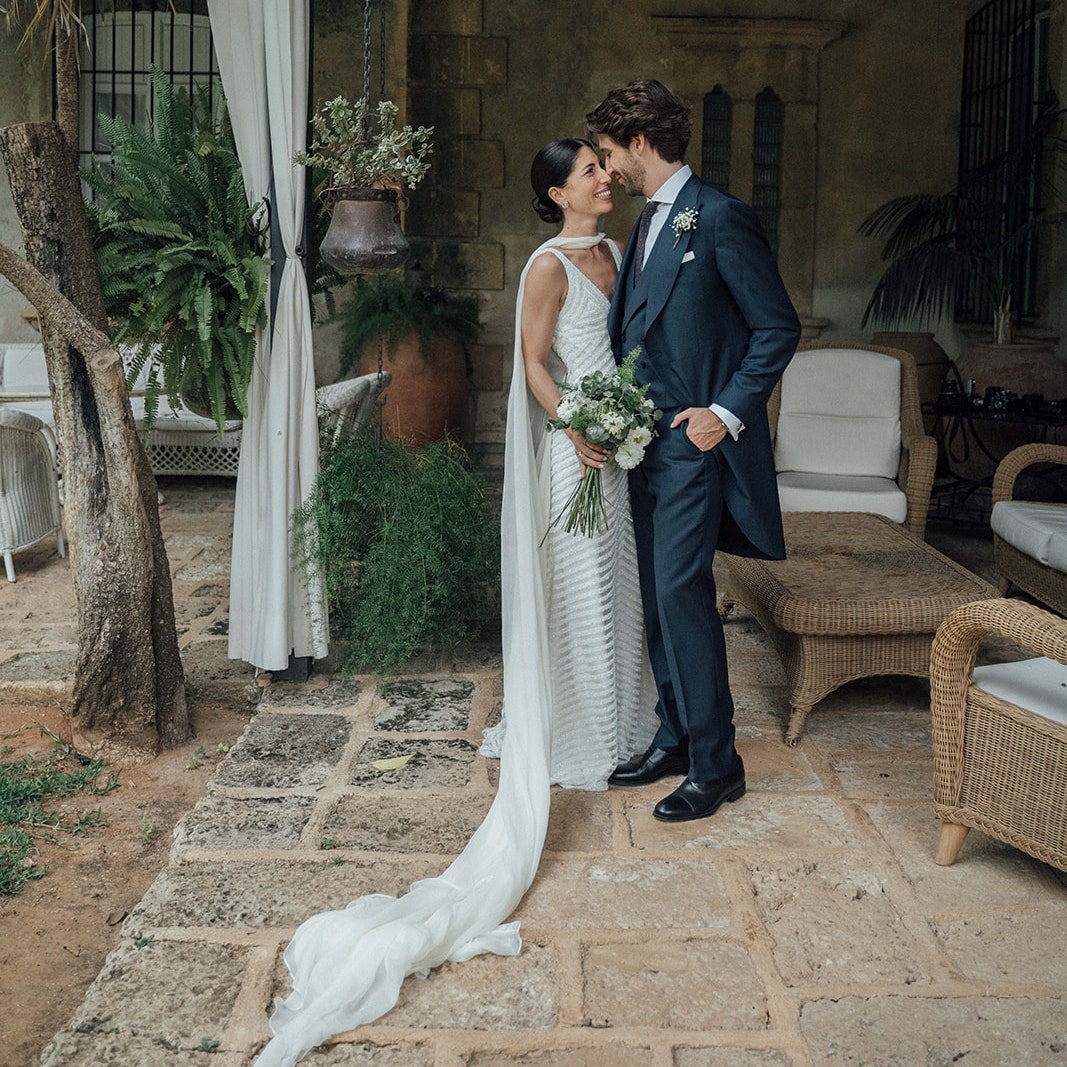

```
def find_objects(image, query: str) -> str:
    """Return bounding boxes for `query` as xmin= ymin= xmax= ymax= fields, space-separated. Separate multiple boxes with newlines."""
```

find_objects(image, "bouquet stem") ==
xmin=544 ymin=468 xmax=608 ymax=542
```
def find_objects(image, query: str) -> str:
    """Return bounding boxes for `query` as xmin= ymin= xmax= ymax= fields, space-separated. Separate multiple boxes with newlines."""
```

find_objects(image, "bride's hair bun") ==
xmin=530 ymin=138 xmax=595 ymax=225
xmin=531 ymin=194 xmax=562 ymax=224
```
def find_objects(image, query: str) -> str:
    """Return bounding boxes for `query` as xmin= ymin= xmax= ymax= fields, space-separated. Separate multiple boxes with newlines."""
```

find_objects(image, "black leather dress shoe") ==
xmin=653 ymin=759 xmax=746 ymax=822
xmin=608 ymin=743 xmax=690 ymax=787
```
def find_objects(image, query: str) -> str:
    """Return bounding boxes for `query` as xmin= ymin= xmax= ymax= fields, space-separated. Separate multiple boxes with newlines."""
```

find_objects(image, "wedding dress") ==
xmin=254 ymin=234 xmax=651 ymax=1067
xmin=480 ymin=238 xmax=654 ymax=789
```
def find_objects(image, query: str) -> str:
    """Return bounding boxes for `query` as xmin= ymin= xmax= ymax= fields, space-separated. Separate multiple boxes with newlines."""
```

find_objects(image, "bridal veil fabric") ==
xmin=254 ymin=235 xmax=601 ymax=1066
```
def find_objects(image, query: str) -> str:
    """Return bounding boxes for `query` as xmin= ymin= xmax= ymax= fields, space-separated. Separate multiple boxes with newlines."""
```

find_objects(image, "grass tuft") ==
xmin=0 ymin=729 xmax=118 ymax=896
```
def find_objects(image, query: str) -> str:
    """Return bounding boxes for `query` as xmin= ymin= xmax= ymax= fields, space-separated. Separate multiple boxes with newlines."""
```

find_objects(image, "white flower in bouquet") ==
xmin=614 ymin=439 xmax=644 ymax=470
xmin=543 ymin=347 xmax=662 ymax=538
xmin=556 ymin=391 xmax=581 ymax=422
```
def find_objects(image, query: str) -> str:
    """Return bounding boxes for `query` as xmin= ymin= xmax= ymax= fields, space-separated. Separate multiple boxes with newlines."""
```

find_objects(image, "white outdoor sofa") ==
xmin=0 ymin=342 xmax=242 ymax=476
xmin=1 ymin=342 xmax=390 ymax=480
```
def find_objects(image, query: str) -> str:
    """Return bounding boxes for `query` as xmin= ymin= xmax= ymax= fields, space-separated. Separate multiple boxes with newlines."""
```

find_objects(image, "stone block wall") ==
xmin=408 ymin=0 xmax=507 ymax=455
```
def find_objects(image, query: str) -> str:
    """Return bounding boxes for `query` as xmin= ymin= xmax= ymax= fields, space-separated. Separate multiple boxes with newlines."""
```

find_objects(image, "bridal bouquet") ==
xmin=545 ymin=347 xmax=662 ymax=537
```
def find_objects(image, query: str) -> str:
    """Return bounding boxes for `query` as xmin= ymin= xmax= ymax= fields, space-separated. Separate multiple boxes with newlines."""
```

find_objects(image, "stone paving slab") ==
xmin=127 ymin=857 xmax=433 ymax=934
xmin=749 ymin=859 xmax=933 ymax=988
xmin=583 ymin=938 xmax=769 ymax=1031
xmin=514 ymin=858 xmax=732 ymax=931
xmin=24 ymin=494 xmax=1067 ymax=1067
xmin=798 ymin=995 xmax=1067 ymax=1065
xmin=171 ymin=794 xmax=317 ymax=853
xmin=214 ymin=713 xmax=353 ymax=788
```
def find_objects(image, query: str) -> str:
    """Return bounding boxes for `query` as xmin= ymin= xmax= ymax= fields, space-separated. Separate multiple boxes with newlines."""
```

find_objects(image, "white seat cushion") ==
xmin=0 ymin=397 xmax=55 ymax=425
xmin=974 ymin=657 xmax=1067 ymax=726
xmin=775 ymin=349 xmax=902 ymax=479
xmin=777 ymin=471 xmax=909 ymax=523
xmin=0 ymin=343 xmax=48 ymax=398
xmin=991 ymin=500 xmax=1067 ymax=573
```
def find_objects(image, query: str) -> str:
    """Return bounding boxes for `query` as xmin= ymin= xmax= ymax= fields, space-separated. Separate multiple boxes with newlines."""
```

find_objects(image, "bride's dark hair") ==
xmin=530 ymin=138 xmax=595 ymax=224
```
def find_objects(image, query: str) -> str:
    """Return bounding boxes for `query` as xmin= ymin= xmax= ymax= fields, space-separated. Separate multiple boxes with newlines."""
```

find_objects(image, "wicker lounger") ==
xmin=720 ymin=511 xmax=997 ymax=744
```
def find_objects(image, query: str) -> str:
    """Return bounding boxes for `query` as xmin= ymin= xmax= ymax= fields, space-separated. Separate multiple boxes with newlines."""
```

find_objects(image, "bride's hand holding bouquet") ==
xmin=545 ymin=346 xmax=662 ymax=538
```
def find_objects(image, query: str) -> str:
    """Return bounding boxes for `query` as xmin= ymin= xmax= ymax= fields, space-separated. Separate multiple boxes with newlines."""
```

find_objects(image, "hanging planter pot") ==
xmin=180 ymin=373 xmax=244 ymax=424
xmin=319 ymin=188 xmax=411 ymax=275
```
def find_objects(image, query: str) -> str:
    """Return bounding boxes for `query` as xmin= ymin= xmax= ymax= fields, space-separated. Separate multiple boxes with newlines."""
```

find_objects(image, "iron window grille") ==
xmin=957 ymin=0 xmax=1049 ymax=325
xmin=752 ymin=87 xmax=783 ymax=258
xmin=701 ymin=85 xmax=732 ymax=193
xmin=78 ymin=0 xmax=220 ymax=177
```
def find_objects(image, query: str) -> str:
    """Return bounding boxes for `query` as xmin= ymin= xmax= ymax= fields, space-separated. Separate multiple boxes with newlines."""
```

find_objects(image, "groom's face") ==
xmin=596 ymin=134 xmax=646 ymax=198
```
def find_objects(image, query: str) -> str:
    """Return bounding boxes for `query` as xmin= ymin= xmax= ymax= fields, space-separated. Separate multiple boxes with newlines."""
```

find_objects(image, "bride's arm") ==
xmin=521 ymin=254 xmax=608 ymax=469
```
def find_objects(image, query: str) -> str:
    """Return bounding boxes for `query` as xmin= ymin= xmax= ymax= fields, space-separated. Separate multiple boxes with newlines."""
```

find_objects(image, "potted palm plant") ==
xmin=860 ymin=94 xmax=1067 ymax=472
xmin=294 ymin=96 xmax=433 ymax=274
xmin=83 ymin=68 xmax=269 ymax=436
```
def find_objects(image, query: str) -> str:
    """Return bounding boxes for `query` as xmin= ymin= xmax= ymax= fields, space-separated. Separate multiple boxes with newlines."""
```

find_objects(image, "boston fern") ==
xmin=337 ymin=273 xmax=480 ymax=375
xmin=83 ymin=68 xmax=269 ymax=435
xmin=294 ymin=432 xmax=499 ymax=673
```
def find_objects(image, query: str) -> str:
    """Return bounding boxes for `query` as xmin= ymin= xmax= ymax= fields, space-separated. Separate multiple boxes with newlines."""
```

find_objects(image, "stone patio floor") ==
xmin=3 ymin=477 xmax=1066 ymax=1066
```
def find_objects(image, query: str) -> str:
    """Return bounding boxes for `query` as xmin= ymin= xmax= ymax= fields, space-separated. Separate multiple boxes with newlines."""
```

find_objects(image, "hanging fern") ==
xmin=337 ymin=273 xmax=481 ymax=377
xmin=293 ymin=431 xmax=500 ymax=673
xmin=83 ymin=67 xmax=269 ymax=435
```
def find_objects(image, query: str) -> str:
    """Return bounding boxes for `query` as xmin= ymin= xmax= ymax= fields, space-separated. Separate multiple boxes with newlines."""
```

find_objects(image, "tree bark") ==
xmin=0 ymin=120 xmax=190 ymax=753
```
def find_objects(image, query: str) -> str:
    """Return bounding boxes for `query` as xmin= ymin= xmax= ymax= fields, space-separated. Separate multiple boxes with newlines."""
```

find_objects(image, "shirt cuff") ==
xmin=710 ymin=403 xmax=744 ymax=441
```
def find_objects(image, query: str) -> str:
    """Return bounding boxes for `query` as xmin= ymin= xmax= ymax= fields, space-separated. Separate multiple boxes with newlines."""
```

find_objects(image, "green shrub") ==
xmin=295 ymin=431 xmax=499 ymax=672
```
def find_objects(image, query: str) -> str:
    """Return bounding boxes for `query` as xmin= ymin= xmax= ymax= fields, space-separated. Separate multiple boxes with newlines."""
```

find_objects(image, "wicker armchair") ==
xmin=768 ymin=341 xmax=938 ymax=538
xmin=315 ymin=371 xmax=392 ymax=446
xmin=930 ymin=598 xmax=1067 ymax=872
xmin=990 ymin=442 xmax=1067 ymax=617
xmin=0 ymin=407 xmax=65 ymax=582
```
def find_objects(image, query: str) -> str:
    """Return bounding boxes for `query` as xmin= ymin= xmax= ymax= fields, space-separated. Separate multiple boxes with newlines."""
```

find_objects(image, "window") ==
xmin=957 ymin=0 xmax=1049 ymax=324
xmin=78 ymin=0 xmax=220 ymax=173
xmin=701 ymin=86 xmax=732 ymax=192
xmin=752 ymin=87 xmax=783 ymax=257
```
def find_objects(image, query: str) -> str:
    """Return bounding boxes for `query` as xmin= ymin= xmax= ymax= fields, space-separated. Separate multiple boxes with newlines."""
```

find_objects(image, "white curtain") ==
xmin=208 ymin=0 xmax=327 ymax=671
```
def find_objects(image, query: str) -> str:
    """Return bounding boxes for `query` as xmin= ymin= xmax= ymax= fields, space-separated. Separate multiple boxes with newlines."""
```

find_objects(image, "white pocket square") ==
xmin=681 ymin=250 xmax=696 ymax=263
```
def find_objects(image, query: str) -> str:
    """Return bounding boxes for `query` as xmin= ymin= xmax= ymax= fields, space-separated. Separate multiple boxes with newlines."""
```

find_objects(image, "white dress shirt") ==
xmin=642 ymin=165 xmax=744 ymax=440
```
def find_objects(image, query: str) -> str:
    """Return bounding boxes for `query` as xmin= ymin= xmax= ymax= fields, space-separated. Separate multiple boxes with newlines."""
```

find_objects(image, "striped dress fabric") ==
xmin=537 ymin=247 xmax=655 ymax=790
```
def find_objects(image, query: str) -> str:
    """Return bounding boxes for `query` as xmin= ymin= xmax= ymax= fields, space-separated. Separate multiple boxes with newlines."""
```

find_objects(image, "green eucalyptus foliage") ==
xmin=294 ymin=431 xmax=500 ymax=673
xmin=83 ymin=68 xmax=270 ymax=435
xmin=295 ymin=97 xmax=433 ymax=193
xmin=337 ymin=273 xmax=481 ymax=376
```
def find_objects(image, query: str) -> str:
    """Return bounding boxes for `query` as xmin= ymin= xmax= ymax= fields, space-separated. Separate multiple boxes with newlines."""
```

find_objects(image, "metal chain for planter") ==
xmin=362 ymin=0 xmax=387 ymax=447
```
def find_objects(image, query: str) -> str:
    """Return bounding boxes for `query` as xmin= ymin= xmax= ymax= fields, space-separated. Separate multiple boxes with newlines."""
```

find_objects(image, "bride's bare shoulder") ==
xmin=525 ymin=249 xmax=567 ymax=293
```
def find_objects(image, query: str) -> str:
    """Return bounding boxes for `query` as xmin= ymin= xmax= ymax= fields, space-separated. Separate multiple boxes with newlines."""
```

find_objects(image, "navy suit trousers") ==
xmin=629 ymin=415 xmax=737 ymax=781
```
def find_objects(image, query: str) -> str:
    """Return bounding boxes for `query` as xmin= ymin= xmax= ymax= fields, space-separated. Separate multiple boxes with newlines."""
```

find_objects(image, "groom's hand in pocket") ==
xmin=671 ymin=407 xmax=727 ymax=452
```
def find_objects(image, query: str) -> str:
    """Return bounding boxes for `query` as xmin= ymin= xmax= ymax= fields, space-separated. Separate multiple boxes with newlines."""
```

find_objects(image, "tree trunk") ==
xmin=0 ymin=120 xmax=190 ymax=753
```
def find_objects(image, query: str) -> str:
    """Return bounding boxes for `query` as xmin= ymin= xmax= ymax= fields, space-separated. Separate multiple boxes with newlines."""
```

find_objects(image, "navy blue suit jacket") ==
xmin=608 ymin=174 xmax=801 ymax=559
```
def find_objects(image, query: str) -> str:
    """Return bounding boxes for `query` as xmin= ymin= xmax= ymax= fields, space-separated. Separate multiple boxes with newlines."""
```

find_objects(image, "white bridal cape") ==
xmin=254 ymin=235 xmax=601 ymax=1066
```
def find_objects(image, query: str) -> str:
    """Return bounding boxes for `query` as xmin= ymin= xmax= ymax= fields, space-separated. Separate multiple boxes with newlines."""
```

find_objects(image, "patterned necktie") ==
xmin=632 ymin=200 xmax=659 ymax=284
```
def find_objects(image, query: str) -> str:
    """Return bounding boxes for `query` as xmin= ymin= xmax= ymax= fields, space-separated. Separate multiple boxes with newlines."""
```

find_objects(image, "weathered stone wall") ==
xmin=4 ymin=2 xmax=1067 ymax=443
xmin=0 ymin=31 xmax=52 ymax=342
xmin=402 ymin=0 xmax=1004 ymax=450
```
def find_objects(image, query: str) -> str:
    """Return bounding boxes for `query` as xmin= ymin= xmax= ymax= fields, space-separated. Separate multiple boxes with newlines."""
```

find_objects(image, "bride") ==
xmin=481 ymin=137 xmax=654 ymax=789
xmin=254 ymin=140 xmax=653 ymax=1067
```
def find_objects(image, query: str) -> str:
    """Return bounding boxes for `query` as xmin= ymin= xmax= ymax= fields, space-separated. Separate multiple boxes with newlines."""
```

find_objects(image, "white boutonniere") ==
xmin=670 ymin=208 xmax=699 ymax=249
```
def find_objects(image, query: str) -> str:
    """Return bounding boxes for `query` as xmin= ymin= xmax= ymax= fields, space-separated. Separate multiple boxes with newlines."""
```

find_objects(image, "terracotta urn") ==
xmin=871 ymin=331 xmax=952 ymax=435
xmin=357 ymin=331 xmax=471 ymax=445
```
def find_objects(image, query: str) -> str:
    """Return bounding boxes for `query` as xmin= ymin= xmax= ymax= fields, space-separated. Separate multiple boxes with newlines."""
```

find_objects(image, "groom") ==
xmin=587 ymin=80 xmax=800 ymax=821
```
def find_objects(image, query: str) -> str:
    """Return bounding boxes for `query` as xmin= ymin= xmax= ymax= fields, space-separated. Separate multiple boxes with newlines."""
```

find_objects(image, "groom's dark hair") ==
xmin=586 ymin=80 xmax=691 ymax=163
